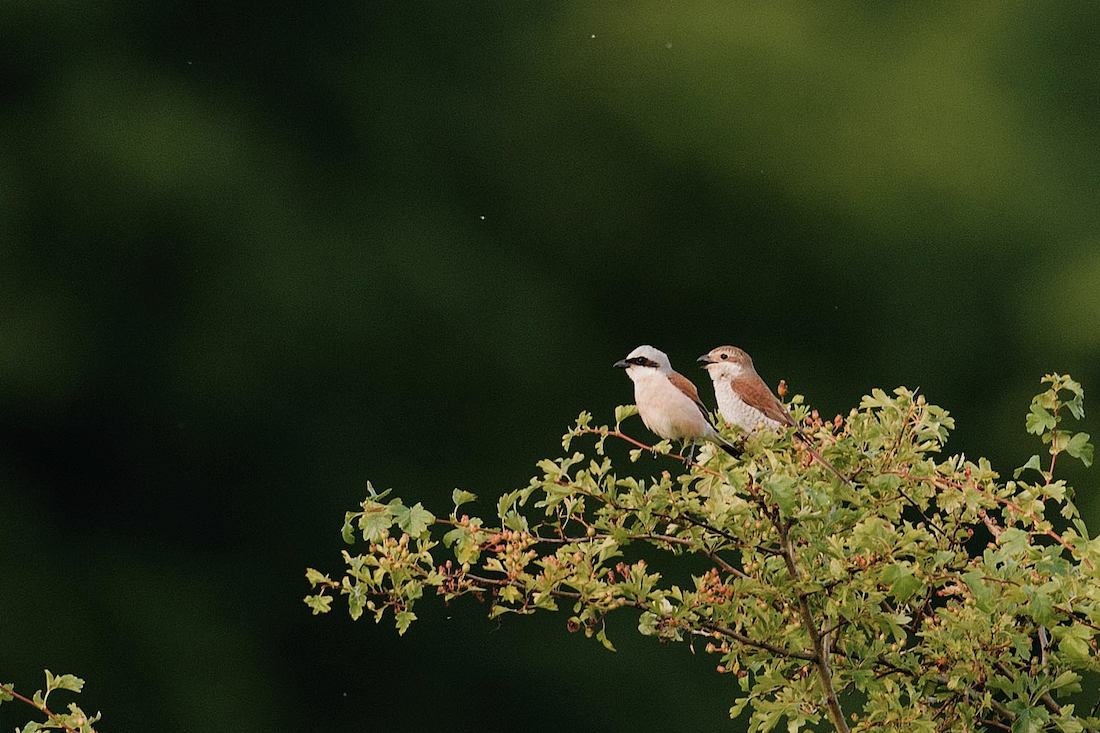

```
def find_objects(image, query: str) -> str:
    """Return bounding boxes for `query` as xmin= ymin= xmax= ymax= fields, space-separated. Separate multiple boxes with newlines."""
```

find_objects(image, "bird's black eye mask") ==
xmin=614 ymin=355 xmax=662 ymax=369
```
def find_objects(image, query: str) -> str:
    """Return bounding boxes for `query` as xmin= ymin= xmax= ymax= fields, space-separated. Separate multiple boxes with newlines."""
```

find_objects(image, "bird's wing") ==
xmin=668 ymin=371 xmax=712 ymax=422
xmin=732 ymin=374 xmax=796 ymax=426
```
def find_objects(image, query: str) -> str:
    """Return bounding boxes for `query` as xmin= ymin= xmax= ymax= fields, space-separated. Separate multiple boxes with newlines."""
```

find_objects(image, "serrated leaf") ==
xmin=502 ymin=510 xmax=528 ymax=532
xmin=392 ymin=502 xmax=435 ymax=537
xmin=1011 ymin=707 xmax=1043 ymax=733
xmin=304 ymin=567 xmax=329 ymax=586
xmin=963 ymin=570 xmax=994 ymax=613
xmin=304 ymin=594 xmax=333 ymax=614
xmin=997 ymin=527 xmax=1029 ymax=557
xmin=359 ymin=510 xmax=392 ymax=542
xmin=48 ymin=669 xmax=80 ymax=695
xmin=1056 ymin=626 xmax=1093 ymax=666
xmin=1026 ymin=404 xmax=1056 ymax=436
xmin=1065 ymin=432 xmax=1093 ymax=467
xmin=1027 ymin=588 xmax=1057 ymax=627
xmin=881 ymin=565 xmax=922 ymax=603
xmin=451 ymin=489 xmax=477 ymax=510
xmin=764 ymin=475 xmax=797 ymax=519
xmin=340 ymin=516 xmax=356 ymax=545
xmin=347 ymin=586 xmax=365 ymax=621
xmin=1014 ymin=454 xmax=1042 ymax=479
xmin=395 ymin=610 xmax=417 ymax=635
xmin=615 ymin=404 xmax=638 ymax=428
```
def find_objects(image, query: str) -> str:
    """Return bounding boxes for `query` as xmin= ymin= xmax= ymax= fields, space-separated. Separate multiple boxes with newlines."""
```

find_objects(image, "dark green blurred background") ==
xmin=3 ymin=3 xmax=1099 ymax=731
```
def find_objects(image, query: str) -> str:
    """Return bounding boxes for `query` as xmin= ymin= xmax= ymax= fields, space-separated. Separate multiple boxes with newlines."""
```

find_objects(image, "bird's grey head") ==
xmin=613 ymin=344 xmax=672 ymax=374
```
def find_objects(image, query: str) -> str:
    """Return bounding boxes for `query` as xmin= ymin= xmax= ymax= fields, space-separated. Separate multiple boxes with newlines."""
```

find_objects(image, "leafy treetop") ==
xmin=306 ymin=374 xmax=1096 ymax=733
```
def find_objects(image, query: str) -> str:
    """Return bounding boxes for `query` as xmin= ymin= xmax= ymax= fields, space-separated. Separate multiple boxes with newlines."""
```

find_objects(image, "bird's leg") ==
xmin=682 ymin=440 xmax=696 ymax=465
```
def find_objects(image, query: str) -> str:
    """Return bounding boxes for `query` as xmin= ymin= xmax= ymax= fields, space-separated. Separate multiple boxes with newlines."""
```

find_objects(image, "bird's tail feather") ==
xmin=717 ymin=437 xmax=742 ymax=458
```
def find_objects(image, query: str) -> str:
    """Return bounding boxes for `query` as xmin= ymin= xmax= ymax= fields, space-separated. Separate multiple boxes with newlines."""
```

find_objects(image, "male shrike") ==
xmin=614 ymin=345 xmax=740 ymax=462
xmin=698 ymin=345 xmax=849 ymax=483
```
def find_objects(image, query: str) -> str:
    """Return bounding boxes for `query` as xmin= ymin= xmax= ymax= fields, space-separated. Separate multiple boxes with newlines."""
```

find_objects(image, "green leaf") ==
xmin=359 ymin=510 xmax=392 ymax=542
xmin=44 ymin=670 xmax=83 ymax=694
xmin=304 ymin=567 xmax=329 ymax=586
xmin=452 ymin=489 xmax=477 ymax=510
xmin=391 ymin=502 xmax=435 ymax=537
xmin=395 ymin=610 xmax=417 ymax=635
xmin=340 ymin=513 xmax=357 ymax=545
xmin=637 ymin=612 xmax=658 ymax=636
xmin=1026 ymin=403 xmax=1056 ymax=436
xmin=963 ymin=570 xmax=995 ymax=613
xmin=1065 ymin=432 xmax=1093 ymax=467
xmin=596 ymin=626 xmax=617 ymax=652
xmin=502 ymin=510 xmax=528 ymax=532
xmin=1026 ymin=587 xmax=1057 ymax=627
xmin=615 ymin=404 xmax=638 ymax=428
xmin=304 ymin=594 xmax=333 ymax=614
xmin=996 ymin=527 xmax=1029 ymax=557
xmin=1014 ymin=454 xmax=1042 ymax=479
xmin=881 ymin=564 xmax=922 ymax=603
xmin=763 ymin=475 xmax=797 ymax=519
xmin=1055 ymin=625 xmax=1093 ymax=666
xmin=1011 ymin=707 xmax=1044 ymax=733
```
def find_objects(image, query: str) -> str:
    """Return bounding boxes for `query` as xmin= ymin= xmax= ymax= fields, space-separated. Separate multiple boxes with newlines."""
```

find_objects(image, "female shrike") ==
xmin=698 ymin=345 xmax=850 ymax=483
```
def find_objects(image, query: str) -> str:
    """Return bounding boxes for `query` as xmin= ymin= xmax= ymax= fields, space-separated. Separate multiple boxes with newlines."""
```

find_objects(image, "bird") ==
xmin=614 ymin=345 xmax=740 ymax=463
xmin=698 ymin=345 xmax=849 ymax=483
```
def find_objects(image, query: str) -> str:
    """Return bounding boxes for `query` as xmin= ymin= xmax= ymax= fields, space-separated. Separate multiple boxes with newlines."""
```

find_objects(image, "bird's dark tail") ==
xmin=718 ymin=437 xmax=743 ymax=458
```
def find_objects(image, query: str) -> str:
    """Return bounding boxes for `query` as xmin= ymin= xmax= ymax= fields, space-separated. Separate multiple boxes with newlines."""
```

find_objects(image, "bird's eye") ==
xmin=720 ymin=353 xmax=729 ymax=360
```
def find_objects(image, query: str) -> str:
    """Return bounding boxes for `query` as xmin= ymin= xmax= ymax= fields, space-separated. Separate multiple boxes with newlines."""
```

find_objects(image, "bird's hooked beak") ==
xmin=613 ymin=359 xmax=631 ymax=369
xmin=697 ymin=353 xmax=716 ymax=366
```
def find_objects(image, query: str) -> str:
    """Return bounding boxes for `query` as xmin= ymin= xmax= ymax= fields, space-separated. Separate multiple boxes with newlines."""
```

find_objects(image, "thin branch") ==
xmin=0 ymin=682 xmax=90 ymax=733
xmin=775 ymin=520 xmax=851 ymax=733
xmin=574 ymin=428 xmax=724 ymax=477
xmin=990 ymin=660 xmax=1098 ymax=732
xmin=697 ymin=622 xmax=818 ymax=661
xmin=1048 ymin=398 xmax=1060 ymax=484
xmin=887 ymin=470 xmax=1093 ymax=570
xmin=1054 ymin=604 xmax=1100 ymax=633
xmin=459 ymin=572 xmax=816 ymax=661
xmin=895 ymin=485 xmax=951 ymax=541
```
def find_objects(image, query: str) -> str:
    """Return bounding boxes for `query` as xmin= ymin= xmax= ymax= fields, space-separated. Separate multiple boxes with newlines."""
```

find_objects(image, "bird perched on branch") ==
xmin=614 ymin=345 xmax=740 ymax=464
xmin=698 ymin=345 xmax=849 ymax=484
